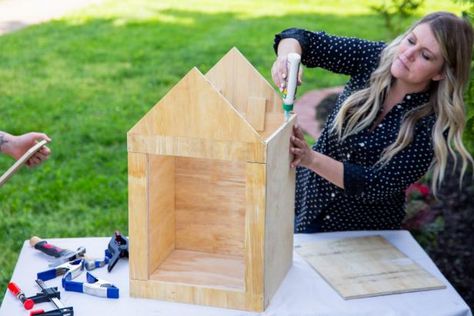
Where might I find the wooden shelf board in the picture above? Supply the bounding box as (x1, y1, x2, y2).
(150, 249, 245, 291)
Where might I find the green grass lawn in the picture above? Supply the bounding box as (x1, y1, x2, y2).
(0, 0, 463, 304)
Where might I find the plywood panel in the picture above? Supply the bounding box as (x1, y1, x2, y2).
(244, 162, 266, 312)
(205, 47, 283, 115)
(175, 157, 246, 256)
(264, 116, 296, 306)
(150, 249, 244, 291)
(260, 112, 287, 140)
(128, 152, 149, 280)
(148, 155, 176, 273)
(130, 279, 251, 310)
(128, 68, 262, 144)
(246, 96, 266, 132)
(127, 134, 266, 163)
(296, 236, 446, 299)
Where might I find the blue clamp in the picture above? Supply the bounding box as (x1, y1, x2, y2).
(83, 256, 109, 271)
(105, 231, 129, 272)
(63, 271, 119, 299)
(37, 259, 84, 281)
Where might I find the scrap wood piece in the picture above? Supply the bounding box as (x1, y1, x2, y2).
(295, 235, 445, 299)
(0, 139, 49, 187)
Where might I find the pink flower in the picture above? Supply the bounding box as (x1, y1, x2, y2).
(406, 182, 431, 199)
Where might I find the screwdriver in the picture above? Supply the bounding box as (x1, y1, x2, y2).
(8, 281, 35, 310)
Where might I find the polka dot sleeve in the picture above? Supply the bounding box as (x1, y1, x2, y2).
(273, 28, 385, 76)
(343, 119, 435, 202)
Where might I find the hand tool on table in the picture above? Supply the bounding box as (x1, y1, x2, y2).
(0, 139, 50, 187)
(36, 257, 119, 298)
(30, 236, 86, 267)
(7, 281, 35, 310)
(105, 231, 129, 272)
(281, 53, 301, 121)
(29, 279, 74, 316)
(25, 284, 61, 305)
(63, 271, 119, 299)
(37, 259, 84, 282)
(30, 236, 107, 269)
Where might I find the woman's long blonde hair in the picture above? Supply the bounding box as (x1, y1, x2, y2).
(330, 12, 474, 195)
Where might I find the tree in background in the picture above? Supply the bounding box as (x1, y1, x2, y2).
(459, 0, 474, 153)
(370, 0, 425, 39)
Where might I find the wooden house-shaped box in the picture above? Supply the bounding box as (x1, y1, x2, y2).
(127, 48, 296, 312)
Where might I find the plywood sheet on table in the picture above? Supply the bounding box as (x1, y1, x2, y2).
(295, 235, 445, 299)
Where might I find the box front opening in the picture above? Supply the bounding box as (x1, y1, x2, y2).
(149, 156, 246, 291)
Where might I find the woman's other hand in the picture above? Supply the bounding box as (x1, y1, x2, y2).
(290, 125, 314, 169)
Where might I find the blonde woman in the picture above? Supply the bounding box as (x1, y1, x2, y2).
(271, 12, 473, 232)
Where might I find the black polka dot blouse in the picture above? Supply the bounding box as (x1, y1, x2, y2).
(274, 28, 436, 233)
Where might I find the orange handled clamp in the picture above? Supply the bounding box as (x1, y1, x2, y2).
(8, 281, 35, 310)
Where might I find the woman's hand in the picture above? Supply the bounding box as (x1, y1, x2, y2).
(290, 125, 315, 169)
(271, 55, 303, 92)
(1, 132, 51, 167)
(271, 39, 304, 91)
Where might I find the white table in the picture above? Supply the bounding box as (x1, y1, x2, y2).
(1, 230, 471, 316)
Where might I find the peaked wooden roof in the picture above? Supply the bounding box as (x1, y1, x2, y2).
(205, 47, 283, 116)
(128, 67, 262, 144)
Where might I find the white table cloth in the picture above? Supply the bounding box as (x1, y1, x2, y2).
(1, 230, 471, 316)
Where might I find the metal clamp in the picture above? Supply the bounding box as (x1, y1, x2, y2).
(48, 247, 86, 267)
(106, 231, 129, 272)
(83, 273, 119, 298)
(37, 259, 84, 281)
(30, 279, 74, 316)
(63, 271, 119, 299)
(83, 256, 109, 271)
